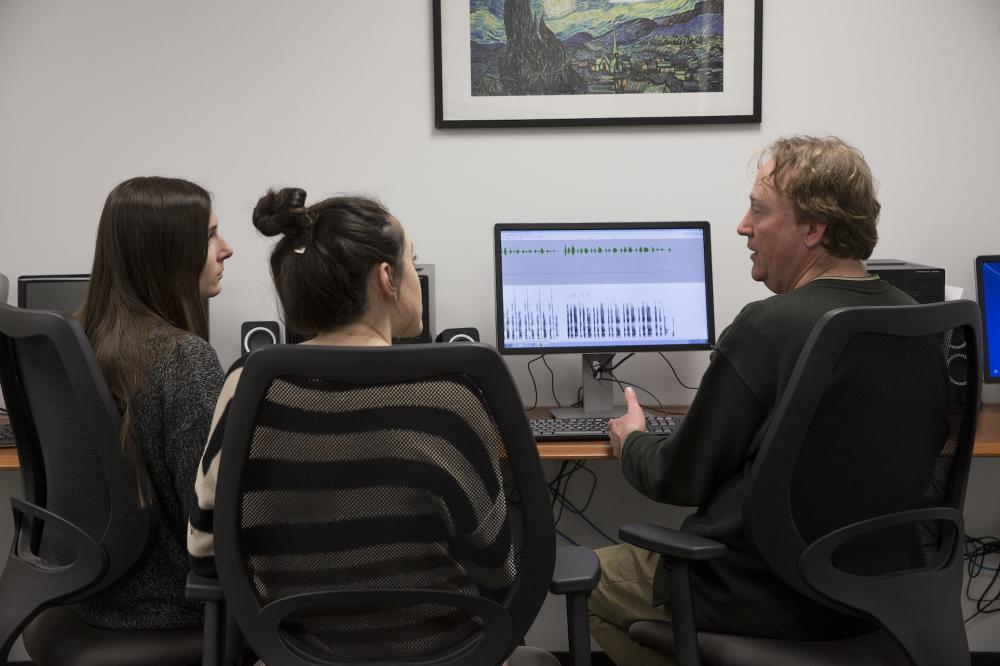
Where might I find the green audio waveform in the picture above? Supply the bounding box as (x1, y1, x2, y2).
(502, 245, 672, 256)
(563, 245, 671, 256)
(501, 248, 558, 255)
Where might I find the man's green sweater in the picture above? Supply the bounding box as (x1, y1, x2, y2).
(622, 277, 915, 639)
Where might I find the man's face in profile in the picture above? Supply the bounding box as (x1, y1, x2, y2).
(736, 161, 815, 294)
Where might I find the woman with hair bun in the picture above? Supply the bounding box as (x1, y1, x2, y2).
(187, 188, 423, 575)
(188, 189, 520, 663)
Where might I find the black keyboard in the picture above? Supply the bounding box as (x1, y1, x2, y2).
(0, 422, 13, 445)
(530, 415, 682, 441)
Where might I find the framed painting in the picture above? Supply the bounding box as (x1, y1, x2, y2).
(434, 0, 762, 128)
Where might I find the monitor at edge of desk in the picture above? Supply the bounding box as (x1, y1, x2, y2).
(976, 255, 1000, 384)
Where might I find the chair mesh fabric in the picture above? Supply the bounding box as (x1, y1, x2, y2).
(13, 336, 109, 565)
(790, 328, 972, 577)
(238, 372, 525, 661)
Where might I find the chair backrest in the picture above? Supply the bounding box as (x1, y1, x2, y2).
(0, 304, 156, 600)
(0, 274, 8, 305)
(214, 342, 555, 666)
(746, 301, 981, 665)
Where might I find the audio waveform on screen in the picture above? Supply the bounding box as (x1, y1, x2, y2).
(503, 290, 560, 341)
(501, 247, 558, 255)
(562, 245, 670, 256)
(502, 285, 679, 344)
(501, 245, 672, 257)
(565, 301, 673, 339)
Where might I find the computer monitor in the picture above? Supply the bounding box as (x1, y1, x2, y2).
(17, 274, 90, 314)
(494, 222, 715, 417)
(976, 255, 1000, 383)
(17, 274, 210, 339)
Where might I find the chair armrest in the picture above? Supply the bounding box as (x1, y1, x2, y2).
(550, 546, 601, 595)
(186, 571, 224, 602)
(619, 523, 726, 561)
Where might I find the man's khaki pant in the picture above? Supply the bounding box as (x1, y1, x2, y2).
(587, 544, 676, 666)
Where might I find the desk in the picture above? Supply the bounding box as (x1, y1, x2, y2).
(0, 415, 15, 470)
(3, 407, 1000, 469)
(533, 404, 1000, 461)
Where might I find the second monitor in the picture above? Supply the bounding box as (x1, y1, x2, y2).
(494, 222, 715, 418)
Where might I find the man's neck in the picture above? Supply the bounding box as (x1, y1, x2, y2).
(792, 257, 867, 291)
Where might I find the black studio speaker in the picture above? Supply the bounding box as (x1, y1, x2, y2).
(436, 327, 480, 343)
(241, 321, 280, 355)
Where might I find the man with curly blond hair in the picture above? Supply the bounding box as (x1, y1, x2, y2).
(589, 136, 915, 665)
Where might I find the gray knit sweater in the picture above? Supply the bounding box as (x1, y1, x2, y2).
(74, 332, 224, 630)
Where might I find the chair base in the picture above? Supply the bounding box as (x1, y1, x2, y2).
(629, 620, 911, 666)
(22, 606, 203, 666)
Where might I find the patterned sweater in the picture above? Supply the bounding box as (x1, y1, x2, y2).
(187, 353, 518, 659)
(75, 333, 223, 630)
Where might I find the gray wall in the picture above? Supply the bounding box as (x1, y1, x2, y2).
(1, 0, 999, 653)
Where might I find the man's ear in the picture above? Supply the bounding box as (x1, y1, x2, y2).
(802, 219, 828, 249)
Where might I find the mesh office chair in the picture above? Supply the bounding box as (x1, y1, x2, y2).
(620, 301, 982, 666)
(202, 342, 599, 666)
(0, 303, 203, 665)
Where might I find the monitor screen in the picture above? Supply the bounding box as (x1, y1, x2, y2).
(494, 222, 715, 354)
(17, 274, 90, 314)
(976, 255, 1000, 383)
(17, 274, 210, 340)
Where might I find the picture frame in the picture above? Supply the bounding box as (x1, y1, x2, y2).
(433, 0, 762, 129)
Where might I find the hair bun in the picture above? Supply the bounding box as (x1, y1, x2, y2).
(252, 187, 309, 237)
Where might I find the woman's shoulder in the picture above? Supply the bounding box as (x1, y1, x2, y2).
(147, 330, 224, 390)
(171, 332, 219, 362)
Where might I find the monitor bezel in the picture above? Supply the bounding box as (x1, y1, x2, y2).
(976, 255, 1000, 384)
(17, 274, 91, 311)
(494, 221, 715, 355)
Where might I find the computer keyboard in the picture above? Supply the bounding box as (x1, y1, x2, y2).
(530, 415, 683, 441)
(0, 421, 13, 445)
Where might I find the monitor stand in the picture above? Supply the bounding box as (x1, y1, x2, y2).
(550, 353, 624, 419)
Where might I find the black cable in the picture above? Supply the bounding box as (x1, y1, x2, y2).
(540, 356, 563, 407)
(550, 461, 569, 511)
(658, 352, 699, 390)
(964, 534, 1000, 622)
(547, 461, 618, 545)
(549, 460, 578, 526)
(593, 374, 669, 415)
(549, 461, 595, 515)
(555, 528, 580, 546)
(525, 355, 544, 410)
(592, 353, 634, 377)
(557, 492, 619, 545)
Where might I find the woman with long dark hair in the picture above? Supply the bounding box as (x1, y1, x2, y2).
(76, 176, 233, 630)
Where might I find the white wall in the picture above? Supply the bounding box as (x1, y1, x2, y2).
(1, 0, 1000, 651)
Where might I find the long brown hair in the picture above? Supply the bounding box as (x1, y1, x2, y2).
(78, 176, 211, 478)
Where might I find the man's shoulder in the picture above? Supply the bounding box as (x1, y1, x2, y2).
(717, 280, 900, 356)
(721, 291, 796, 339)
